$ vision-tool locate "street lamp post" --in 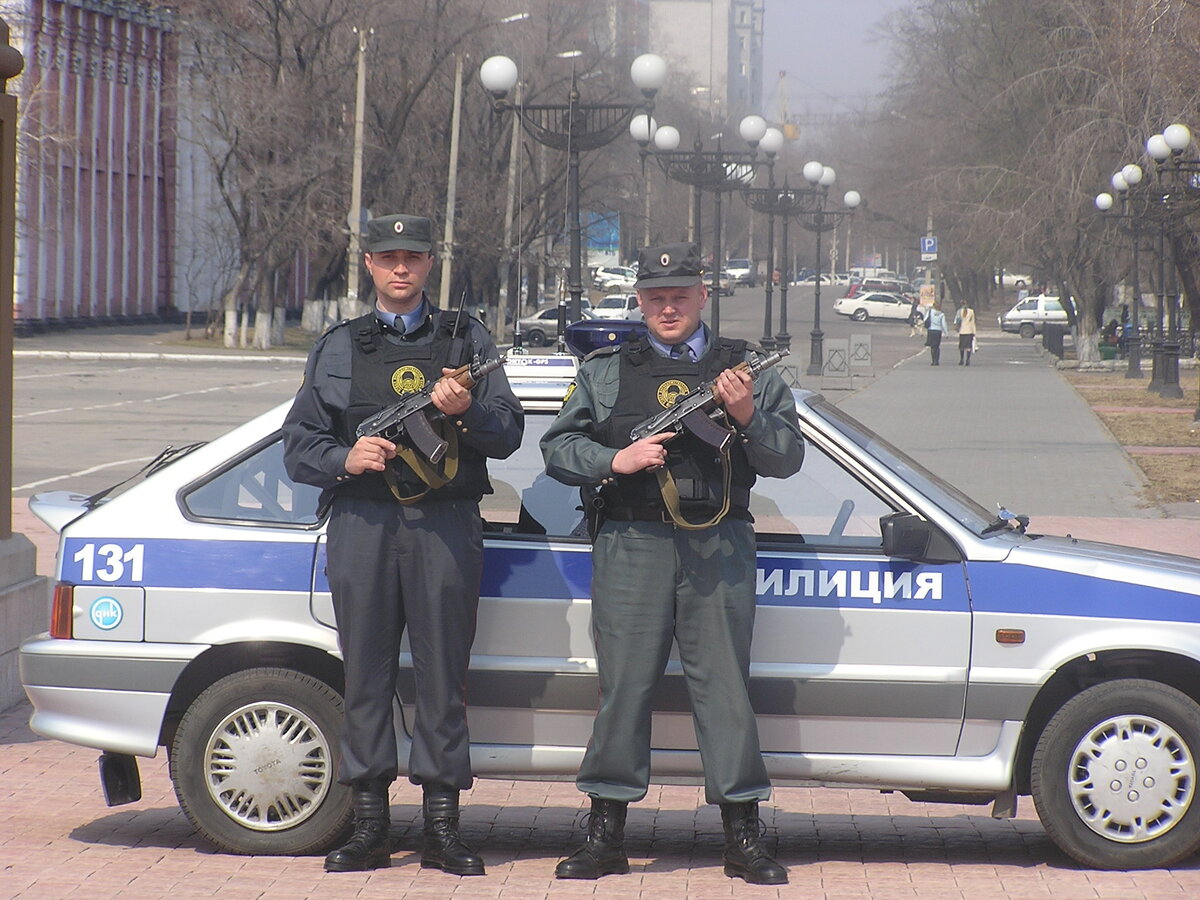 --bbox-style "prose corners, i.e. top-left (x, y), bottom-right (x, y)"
top-left (481, 52), bottom-right (667, 350)
top-left (1095, 176), bottom-right (1146, 379)
top-left (639, 116), bottom-right (769, 336)
top-left (736, 128), bottom-right (794, 350)
top-left (343, 25), bottom-right (373, 320)
top-left (797, 160), bottom-right (860, 376)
